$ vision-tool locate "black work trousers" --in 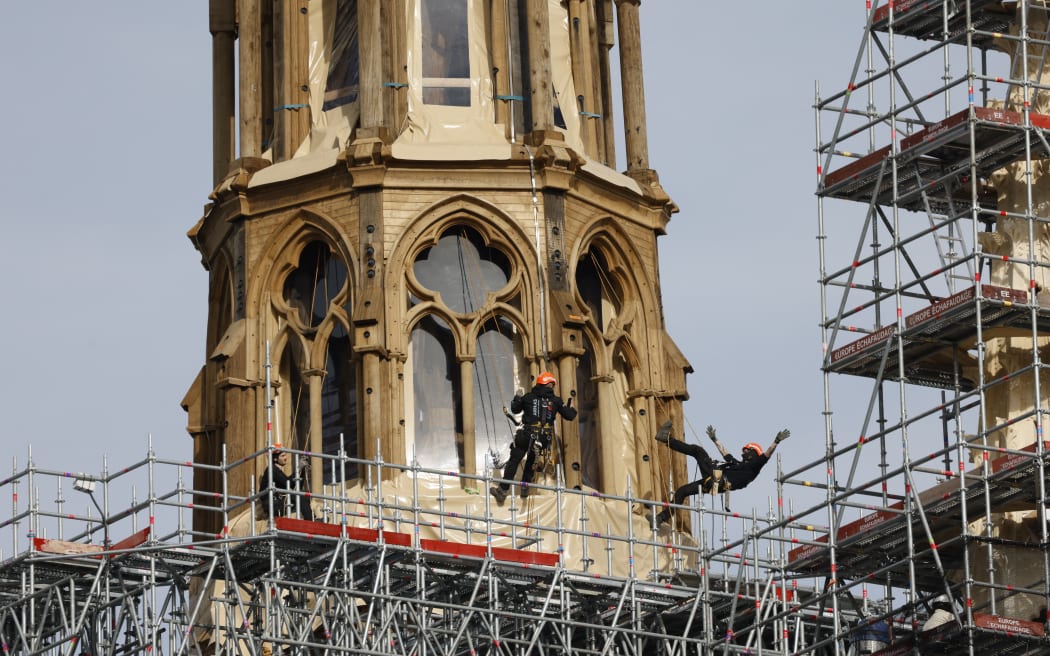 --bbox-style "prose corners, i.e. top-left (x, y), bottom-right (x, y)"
top-left (498, 429), bottom-right (543, 490)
